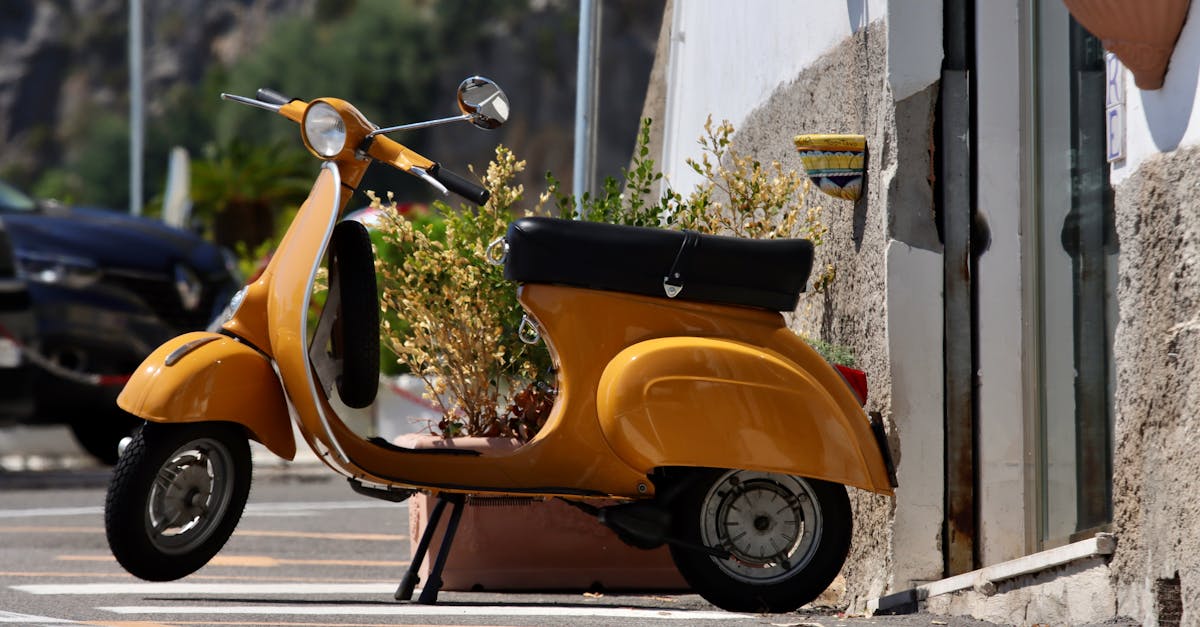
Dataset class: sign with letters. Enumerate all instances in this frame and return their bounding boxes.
[1105,52,1125,163]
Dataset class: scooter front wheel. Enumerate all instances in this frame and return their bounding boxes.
[668,469,851,613]
[105,421,252,581]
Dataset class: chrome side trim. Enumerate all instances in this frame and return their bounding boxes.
[164,335,220,367]
[298,161,351,467]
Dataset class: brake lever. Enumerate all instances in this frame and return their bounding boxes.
[409,166,449,196]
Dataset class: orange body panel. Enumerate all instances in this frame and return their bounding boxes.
[117,332,295,460]
[597,337,892,494]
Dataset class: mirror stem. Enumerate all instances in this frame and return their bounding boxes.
[367,114,474,138]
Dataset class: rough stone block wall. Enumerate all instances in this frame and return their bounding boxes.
[730,21,937,610]
[1111,147,1200,626]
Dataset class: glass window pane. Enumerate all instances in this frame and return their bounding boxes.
[1033,0,1116,545]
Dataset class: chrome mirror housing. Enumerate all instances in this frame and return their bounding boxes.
[457,76,509,130]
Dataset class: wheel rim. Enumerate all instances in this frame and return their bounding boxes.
[699,470,823,584]
[143,436,238,555]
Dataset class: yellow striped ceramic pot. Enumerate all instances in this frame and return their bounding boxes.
[793,134,866,201]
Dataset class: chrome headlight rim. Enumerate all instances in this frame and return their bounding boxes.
[302,101,348,159]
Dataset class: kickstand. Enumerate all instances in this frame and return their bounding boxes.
[395,492,466,604]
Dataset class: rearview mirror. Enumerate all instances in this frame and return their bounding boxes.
[457,77,509,130]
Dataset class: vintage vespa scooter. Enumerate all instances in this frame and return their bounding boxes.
[104,77,896,614]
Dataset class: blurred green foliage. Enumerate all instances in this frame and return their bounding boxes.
[30,0,528,250]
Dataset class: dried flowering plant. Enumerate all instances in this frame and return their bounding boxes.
[547,116,837,291]
[674,116,837,292]
[374,146,551,439]
[546,116,845,359]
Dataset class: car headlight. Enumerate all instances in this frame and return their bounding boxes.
[16,251,101,289]
[174,263,203,311]
[302,101,347,159]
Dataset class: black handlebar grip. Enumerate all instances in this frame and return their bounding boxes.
[256,88,293,105]
[431,164,490,206]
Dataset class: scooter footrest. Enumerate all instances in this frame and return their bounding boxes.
[503,217,813,311]
[368,436,480,456]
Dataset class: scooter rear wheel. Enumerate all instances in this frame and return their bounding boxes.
[668,469,851,613]
[105,421,251,581]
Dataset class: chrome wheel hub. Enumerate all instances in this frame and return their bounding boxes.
[700,470,822,584]
[145,439,235,555]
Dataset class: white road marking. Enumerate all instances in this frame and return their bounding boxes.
[97,604,749,620]
[13,582,394,595]
[0,506,99,519]
[0,499,399,519]
[0,610,77,623]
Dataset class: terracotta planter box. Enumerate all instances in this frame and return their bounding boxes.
[399,435,688,591]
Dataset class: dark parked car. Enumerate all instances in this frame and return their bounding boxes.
[0,216,35,424]
[0,179,240,464]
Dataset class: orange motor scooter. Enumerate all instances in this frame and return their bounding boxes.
[104,77,896,614]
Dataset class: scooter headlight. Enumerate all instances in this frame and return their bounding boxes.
[302,101,347,159]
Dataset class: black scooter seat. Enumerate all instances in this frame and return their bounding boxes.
[503,217,814,312]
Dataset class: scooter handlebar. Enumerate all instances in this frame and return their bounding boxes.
[430,164,490,206]
[256,88,293,106]
[239,88,486,206]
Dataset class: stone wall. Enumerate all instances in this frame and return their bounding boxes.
[925,557,1118,624]
[1111,146,1200,626]
[730,21,939,610]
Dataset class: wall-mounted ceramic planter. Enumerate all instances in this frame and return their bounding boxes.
[793,134,867,201]
[1063,0,1191,90]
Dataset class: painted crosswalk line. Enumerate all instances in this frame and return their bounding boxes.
[13,582,395,595]
[0,610,77,624]
[98,604,750,620]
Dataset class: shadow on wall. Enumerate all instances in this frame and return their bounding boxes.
[847,0,870,34]
[1141,8,1200,151]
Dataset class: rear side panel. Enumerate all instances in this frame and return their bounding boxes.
[597,336,894,495]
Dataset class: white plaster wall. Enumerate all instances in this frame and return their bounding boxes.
[886,0,942,101]
[886,241,945,589]
[1111,5,1200,184]
[660,0,886,194]
[974,0,1030,565]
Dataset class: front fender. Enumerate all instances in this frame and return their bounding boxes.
[596,337,893,494]
[118,332,296,460]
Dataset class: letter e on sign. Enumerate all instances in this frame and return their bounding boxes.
[1107,107,1125,162]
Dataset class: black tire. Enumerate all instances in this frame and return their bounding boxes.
[330,220,379,408]
[105,421,252,581]
[69,408,143,466]
[668,469,852,613]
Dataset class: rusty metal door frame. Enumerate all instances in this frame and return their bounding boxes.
[940,0,979,576]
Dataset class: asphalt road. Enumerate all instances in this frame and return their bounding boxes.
[0,427,1010,627]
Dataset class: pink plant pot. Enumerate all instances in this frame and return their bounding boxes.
[399,435,688,591]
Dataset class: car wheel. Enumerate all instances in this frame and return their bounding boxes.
[69,408,143,466]
[105,421,251,581]
[668,469,852,613]
[330,219,379,409]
